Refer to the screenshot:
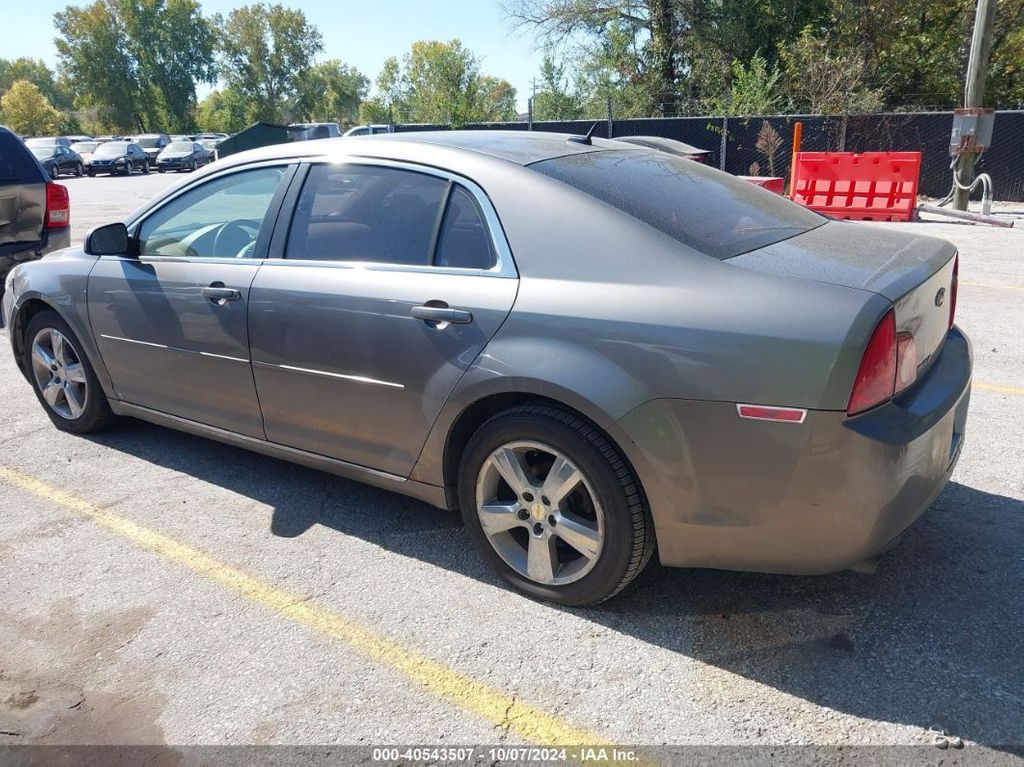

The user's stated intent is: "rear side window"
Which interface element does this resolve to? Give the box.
[434,186,495,269]
[0,132,41,184]
[530,149,825,259]
[286,164,448,265]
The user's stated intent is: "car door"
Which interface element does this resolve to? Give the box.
[88,162,296,438]
[248,160,518,477]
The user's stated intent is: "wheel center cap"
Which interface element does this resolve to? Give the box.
[531,503,545,521]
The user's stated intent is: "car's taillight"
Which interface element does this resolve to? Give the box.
[45,182,70,229]
[847,309,897,416]
[949,253,959,329]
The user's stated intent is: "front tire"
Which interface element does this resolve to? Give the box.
[142,159,150,174]
[74,162,84,177]
[48,163,59,179]
[458,404,654,606]
[24,311,115,434]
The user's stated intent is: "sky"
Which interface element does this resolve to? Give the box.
[3,0,546,113]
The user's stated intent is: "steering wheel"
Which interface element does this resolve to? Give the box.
[212,219,259,258]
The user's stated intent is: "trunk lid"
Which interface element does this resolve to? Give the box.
[731,220,958,387]
[729,220,956,301]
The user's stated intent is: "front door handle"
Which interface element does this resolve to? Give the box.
[411,304,473,325]
[202,284,241,304]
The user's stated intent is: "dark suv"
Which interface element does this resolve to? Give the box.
[1,126,71,303]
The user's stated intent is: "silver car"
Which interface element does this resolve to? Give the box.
[3,132,971,605]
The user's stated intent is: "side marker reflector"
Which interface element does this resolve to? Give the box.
[737,404,807,424]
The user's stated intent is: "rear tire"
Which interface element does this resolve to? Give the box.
[24,311,115,434]
[458,403,654,606]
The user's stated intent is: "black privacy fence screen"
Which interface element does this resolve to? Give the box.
[393,111,1024,202]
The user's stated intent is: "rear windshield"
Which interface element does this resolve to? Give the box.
[95,142,128,157]
[167,142,193,152]
[30,146,56,159]
[71,142,99,153]
[530,149,824,259]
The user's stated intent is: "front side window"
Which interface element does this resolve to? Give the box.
[286,164,448,264]
[138,166,285,259]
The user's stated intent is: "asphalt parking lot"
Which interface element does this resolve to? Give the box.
[1,172,1022,759]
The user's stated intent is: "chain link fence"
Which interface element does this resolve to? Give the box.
[393,111,1024,201]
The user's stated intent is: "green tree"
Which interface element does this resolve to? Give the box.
[779,27,883,114]
[217,3,323,124]
[1,80,61,135]
[714,54,782,116]
[369,40,516,126]
[195,89,249,133]
[293,60,369,127]
[55,0,142,131]
[505,0,681,114]
[532,53,582,120]
[477,76,518,121]
[55,0,216,132]
[118,0,217,131]
[0,58,73,111]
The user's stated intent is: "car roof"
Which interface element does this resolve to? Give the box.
[221,130,626,169]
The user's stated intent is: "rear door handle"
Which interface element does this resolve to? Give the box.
[411,304,473,325]
[201,285,241,303]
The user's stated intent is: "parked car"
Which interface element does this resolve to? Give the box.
[155,141,210,172]
[28,143,84,178]
[25,136,72,149]
[2,132,971,606]
[289,122,341,141]
[131,133,171,164]
[194,132,228,142]
[85,141,149,176]
[64,134,93,144]
[616,135,710,162]
[196,138,222,159]
[0,125,70,300]
[343,124,393,137]
[69,140,102,165]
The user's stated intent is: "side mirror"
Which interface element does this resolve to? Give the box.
[85,222,131,256]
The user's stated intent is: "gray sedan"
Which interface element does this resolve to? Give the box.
[2,132,971,605]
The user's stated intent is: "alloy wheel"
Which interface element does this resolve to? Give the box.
[30,327,89,420]
[475,440,604,586]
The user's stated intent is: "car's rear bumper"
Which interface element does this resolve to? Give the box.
[613,327,972,574]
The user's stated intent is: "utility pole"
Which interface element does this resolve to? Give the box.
[954,0,997,210]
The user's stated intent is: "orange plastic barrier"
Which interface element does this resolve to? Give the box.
[739,176,784,194]
[790,152,921,222]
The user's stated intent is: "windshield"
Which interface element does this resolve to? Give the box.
[166,142,193,152]
[30,146,56,158]
[530,149,825,260]
[95,142,128,157]
[137,137,161,148]
[25,138,57,148]
[71,142,99,153]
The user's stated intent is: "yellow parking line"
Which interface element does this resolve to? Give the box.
[961,280,1024,293]
[975,381,1024,396]
[0,465,609,749]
